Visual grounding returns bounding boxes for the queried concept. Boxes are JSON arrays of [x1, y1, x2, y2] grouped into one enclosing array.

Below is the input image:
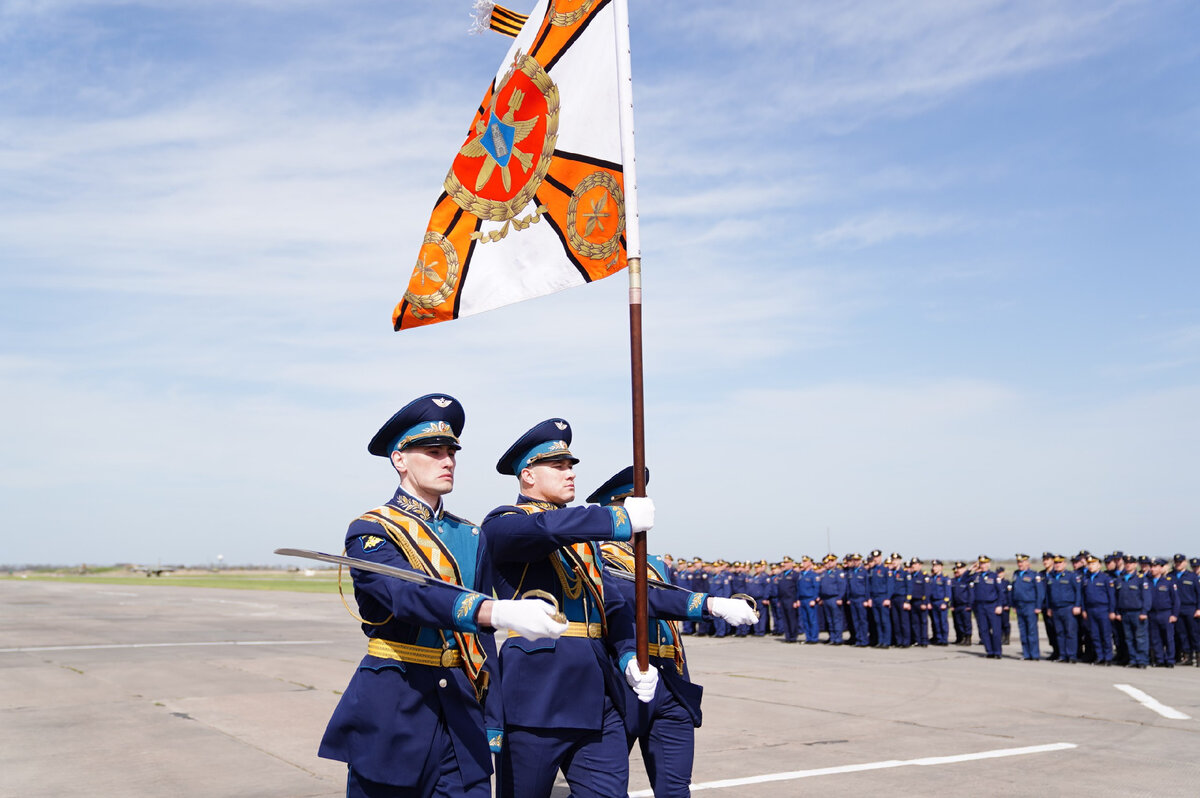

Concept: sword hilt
[[520, 589, 568, 625]]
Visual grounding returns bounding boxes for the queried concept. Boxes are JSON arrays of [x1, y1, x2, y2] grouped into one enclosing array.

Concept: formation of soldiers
[[666, 550, 1200, 669]]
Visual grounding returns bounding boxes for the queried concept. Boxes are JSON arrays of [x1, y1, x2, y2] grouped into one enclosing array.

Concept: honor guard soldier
[[928, 560, 951, 645], [796, 557, 821, 643], [867, 550, 893, 647], [904, 558, 931, 647], [1115, 557, 1152, 668], [1045, 555, 1082, 663], [1039, 552, 1059, 660], [1147, 558, 1180, 667], [951, 561, 973, 645], [1010, 555, 1046, 661], [817, 554, 847, 644], [969, 556, 1006, 659], [481, 419, 658, 798], [319, 394, 566, 798], [845, 554, 870, 647], [887, 553, 911, 647], [591, 467, 755, 798], [1171, 554, 1199, 666], [1081, 555, 1116, 665]]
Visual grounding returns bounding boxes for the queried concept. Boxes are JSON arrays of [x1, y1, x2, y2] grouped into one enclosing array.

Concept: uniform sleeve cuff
[[618, 651, 636, 673], [688, 592, 709, 619], [453, 593, 485, 634], [607, 507, 632, 541]]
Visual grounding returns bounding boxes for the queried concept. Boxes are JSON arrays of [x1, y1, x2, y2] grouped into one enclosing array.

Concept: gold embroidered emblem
[[566, 171, 624, 269], [362, 535, 385, 552], [404, 232, 461, 320], [432, 397, 452, 408], [392, 495, 432, 521], [551, 0, 594, 27]]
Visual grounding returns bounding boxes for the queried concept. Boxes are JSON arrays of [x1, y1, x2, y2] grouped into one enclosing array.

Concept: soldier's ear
[[390, 449, 407, 477]]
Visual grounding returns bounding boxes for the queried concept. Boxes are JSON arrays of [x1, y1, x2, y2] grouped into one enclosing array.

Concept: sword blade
[[274, 548, 487, 599], [604, 565, 684, 592]]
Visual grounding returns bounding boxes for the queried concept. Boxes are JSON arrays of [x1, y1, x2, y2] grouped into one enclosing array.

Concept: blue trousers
[[1149, 610, 1175, 664], [347, 723, 489, 798], [1176, 607, 1198, 655], [908, 607, 928, 645], [1084, 607, 1114, 662], [752, 601, 769, 636], [821, 600, 844, 643], [1043, 610, 1059, 658], [889, 598, 911, 645], [1013, 605, 1040, 659], [775, 600, 798, 641], [500, 699, 628, 798], [848, 600, 869, 645], [798, 600, 819, 642], [976, 604, 1003, 656], [870, 599, 892, 646], [1119, 612, 1149, 666], [929, 604, 948, 644], [627, 685, 694, 798], [952, 605, 973, 640], [1050, 608, 1079, 662]]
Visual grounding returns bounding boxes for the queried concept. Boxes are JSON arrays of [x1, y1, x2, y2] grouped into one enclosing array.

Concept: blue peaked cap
[[367, 393, 465, 457], [586, 465, 650, 505], [496, 418, 579, 475]]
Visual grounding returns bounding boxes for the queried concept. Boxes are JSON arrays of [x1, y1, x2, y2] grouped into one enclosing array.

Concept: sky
[[1, 0, 1197, 567]]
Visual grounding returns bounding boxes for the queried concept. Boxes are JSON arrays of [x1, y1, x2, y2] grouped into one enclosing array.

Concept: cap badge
[[555, 421, 568, 430], [432, 397, 452, 408]]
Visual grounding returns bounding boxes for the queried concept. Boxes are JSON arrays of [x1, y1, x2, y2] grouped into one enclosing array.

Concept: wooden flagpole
[[613, 0, 649, 671]]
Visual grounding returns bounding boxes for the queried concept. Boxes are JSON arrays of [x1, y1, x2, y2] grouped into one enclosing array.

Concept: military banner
[[393, 0, 631, 330]]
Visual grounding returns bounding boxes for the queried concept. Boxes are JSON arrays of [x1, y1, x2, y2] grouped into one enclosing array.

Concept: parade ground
[[2, 580, 1198, 798]]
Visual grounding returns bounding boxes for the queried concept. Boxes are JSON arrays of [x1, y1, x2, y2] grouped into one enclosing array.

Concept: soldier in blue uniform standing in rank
[[888, 553, 911, 647], [319, 394, 568, 798], [817, 554, 847, 644], [590, 467, 756, 798], [691, 560, 711, 636], [1115, 556, 1152, 668], [774, 557, 801, 643], [844, 554, 870, 647], [677, 560, 695, 635], [796, 557, 821, 643], [951, 561, 973, 646], [1040, 552, 1059, 660], [709, 561, 733, 638], [748, 561, 771, 637], [866, 550, 892, 647], [969, 556, 1006, 659], [904, 558, 930, 647], [481, 418, 660, 798], [1045, 554, 1082, 664], [1080, 554, 1116, 665], [1107, 554, 1128, 663], [1171, 554, 1199, 666], [995, 567, 1012, 646], [928, 559, 951, 646], [1009, 554, 1046, 661], [1146, 557, 1180, 667], [763, 563, 779, 635]]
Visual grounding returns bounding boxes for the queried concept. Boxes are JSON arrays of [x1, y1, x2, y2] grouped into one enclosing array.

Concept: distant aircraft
[[130, 564, 176, 577]]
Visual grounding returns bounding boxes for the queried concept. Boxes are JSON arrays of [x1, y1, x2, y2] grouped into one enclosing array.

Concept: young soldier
[[1010, 554, 1046, 661], [1045, 555, 1082, 663], [1147, 558, 1180, 667], [928, 559, 951, 646], [1171, 554, 1199, 666], [482, 419, 658, 798], [1115, 557, 1152, 668], [904, 558, 930, 647], [1081, 555, 1116, 665], [970, 556, 1006, 659], [951, 561, 973, 646], [319, 394, 566, 798]]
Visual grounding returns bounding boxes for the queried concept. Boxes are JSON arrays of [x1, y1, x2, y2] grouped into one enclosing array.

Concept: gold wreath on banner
[[403, 232, 460, 319], [566, 171, 625, 260], [551, 0, 594, 27], [444, 51, 560, 222]]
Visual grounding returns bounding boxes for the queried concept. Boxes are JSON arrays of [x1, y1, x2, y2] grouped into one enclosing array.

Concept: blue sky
[[2, 0, 1197, 566]]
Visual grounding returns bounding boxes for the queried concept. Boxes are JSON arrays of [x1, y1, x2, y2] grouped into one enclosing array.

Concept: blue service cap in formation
[[1174, 553, 1187, 563], [367, 393, 465, 457], [586, 465, 649, 505], [953, 560, 967, 569], [1191, 558, 1200, 568], [870, 549, 882, 558], [1111, 550, 1125, 559], [496, 418, 580, 475], [1015, 553, 1030, 561], [1042, 551, 1055, 560], [1153, 557, 1168, 566]]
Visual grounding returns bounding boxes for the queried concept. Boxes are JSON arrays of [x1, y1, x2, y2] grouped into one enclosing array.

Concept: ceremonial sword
[[275, 548, 566, 622]]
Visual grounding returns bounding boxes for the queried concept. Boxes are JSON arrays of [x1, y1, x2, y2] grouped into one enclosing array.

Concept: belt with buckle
[[562, 622, 604, 638], [647, 643, 677, 660], [367, 638, 461, 667]]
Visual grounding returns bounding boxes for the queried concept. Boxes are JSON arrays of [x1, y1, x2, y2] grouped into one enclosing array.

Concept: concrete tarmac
[[2, 580, 1198, 797]]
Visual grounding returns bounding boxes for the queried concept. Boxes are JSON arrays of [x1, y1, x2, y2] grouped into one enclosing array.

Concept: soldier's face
[[393, 444, 456, 501], [523, 458, 575, 504], [1088, 561, 1100, 573]]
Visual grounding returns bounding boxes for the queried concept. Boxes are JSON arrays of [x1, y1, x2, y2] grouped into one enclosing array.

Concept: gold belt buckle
[[440, 648, 458, 668], [520, 589, 568, 624]]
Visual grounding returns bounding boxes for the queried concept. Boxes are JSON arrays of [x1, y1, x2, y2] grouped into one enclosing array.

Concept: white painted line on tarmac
[[0, 640, 332, 653], [1114, 684, 1192, 720], [628, 742, 1077, 796]]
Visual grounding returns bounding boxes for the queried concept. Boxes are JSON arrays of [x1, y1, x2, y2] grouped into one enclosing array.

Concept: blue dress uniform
[[817, 556, 847, 644], [774, 561, 800, 642], [747, 564, 771, 636], [1045, 561, 1082, 663], [1172, 556, 1199, 665], [709, 565, 733, 638], [1147, 561, 1181, 666], [905, 561, 930, 647], [1106, 555, 1128, 663], [730, 566, 750, 637], [845, 557, 870, 647], [996, 570, 1012, 645], [1039, 554, 1059, 660], [591, 463, 712, 798], [691, 563, 711, 635], [928, 562, 951, 645], [1081, 561, 1116, 664], [888, 556, 911, 647], [677, 565, 695, 635], [969, 558, 1006, 658], [1009, 557, 1046, 661], [1115, 566, 1152, 667], [951, 564, 973, 645], [482, 419, 640, 798], [796, 560, 820, 643], [867, 554, 893, 647], [319, 395, 496, 798]]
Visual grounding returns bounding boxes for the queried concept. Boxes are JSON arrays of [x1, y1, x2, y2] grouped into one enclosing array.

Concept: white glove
[[623, 496, 655, 534], [489, 599, 568, 641], [624, 659, 659, 703], [708, 596, 758, 626]]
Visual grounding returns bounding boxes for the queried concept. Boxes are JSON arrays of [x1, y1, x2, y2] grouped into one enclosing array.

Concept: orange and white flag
[[393, 0, 630, 331]]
